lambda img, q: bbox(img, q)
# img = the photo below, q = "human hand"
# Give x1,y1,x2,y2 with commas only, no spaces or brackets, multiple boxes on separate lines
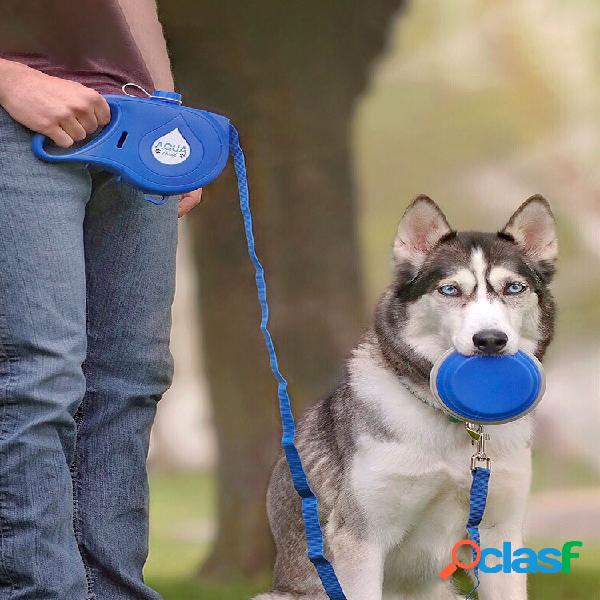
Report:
178,188,203,217
0,59,111,148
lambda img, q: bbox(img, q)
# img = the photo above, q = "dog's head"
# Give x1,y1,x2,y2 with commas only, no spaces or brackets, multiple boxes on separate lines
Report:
375,195,557,369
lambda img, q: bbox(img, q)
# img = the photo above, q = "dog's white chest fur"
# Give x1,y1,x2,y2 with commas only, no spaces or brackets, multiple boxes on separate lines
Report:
348,342,534,585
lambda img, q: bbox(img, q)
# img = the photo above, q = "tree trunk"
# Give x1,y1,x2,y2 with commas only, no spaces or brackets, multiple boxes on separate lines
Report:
159,0,405,580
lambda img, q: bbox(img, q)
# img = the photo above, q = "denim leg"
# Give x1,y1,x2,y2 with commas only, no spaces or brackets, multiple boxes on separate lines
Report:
0,111,91,598
73,177,178,599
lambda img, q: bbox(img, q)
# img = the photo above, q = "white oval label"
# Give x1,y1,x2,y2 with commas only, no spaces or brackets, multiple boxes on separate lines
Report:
151,128,190,165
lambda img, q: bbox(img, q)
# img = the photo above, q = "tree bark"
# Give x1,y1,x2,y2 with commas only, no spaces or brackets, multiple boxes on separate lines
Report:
159,0,405,580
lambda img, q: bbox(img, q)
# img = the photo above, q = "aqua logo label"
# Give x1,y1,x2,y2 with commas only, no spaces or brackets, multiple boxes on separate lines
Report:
151,128,190,165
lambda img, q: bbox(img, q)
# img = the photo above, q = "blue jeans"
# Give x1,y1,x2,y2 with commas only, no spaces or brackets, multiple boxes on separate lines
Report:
0,109,178,599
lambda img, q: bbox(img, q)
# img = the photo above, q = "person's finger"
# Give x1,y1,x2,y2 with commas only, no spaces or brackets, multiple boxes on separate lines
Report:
178,195,197,217
75,109,98,134
59,117,87,142
45,125,75,148
178,189,203,217
93,95,111,126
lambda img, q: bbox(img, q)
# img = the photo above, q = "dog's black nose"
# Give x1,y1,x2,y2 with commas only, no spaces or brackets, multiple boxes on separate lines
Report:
472,329,508,354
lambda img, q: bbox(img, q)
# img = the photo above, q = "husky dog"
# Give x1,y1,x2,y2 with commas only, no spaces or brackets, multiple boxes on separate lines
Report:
255,196,557,600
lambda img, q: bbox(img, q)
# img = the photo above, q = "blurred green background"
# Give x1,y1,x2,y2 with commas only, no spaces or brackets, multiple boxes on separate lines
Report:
147,0,600,597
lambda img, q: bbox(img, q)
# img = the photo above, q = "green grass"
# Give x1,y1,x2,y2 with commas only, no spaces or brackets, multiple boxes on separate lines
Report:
145,471,265,598
146,472,600,599
147,579,264,600
146,472,214,581
529,542,600,600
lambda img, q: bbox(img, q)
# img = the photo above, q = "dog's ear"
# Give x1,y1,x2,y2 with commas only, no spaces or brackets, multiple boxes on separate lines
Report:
393,195,453,271
501,195,558,276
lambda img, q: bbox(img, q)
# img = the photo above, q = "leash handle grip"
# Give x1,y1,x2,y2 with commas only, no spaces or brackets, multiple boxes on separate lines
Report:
31,132,56,161
32,98,121,162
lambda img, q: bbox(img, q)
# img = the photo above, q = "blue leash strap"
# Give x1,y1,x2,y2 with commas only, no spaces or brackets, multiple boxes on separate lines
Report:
466,466,491,598
229,126,347,600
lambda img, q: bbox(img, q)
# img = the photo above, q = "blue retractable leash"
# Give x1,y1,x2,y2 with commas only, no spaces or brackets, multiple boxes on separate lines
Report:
33,87,546,600
431,349,545,597
32,86,347,599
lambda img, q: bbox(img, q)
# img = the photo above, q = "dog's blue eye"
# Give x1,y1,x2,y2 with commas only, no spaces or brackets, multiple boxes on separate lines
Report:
438,284,460,297
505,282,526,295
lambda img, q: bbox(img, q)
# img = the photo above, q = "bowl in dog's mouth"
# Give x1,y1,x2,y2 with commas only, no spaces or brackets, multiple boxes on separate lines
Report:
430,349,545,424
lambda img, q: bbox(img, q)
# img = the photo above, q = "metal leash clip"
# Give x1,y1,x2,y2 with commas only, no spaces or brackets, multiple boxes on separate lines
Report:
465,422,491,471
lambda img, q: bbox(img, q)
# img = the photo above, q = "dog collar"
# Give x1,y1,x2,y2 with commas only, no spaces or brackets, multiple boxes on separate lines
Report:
394,371,463,424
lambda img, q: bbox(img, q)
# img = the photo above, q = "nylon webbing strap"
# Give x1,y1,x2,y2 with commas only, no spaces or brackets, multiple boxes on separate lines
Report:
229,126,346,600
466,466,491,598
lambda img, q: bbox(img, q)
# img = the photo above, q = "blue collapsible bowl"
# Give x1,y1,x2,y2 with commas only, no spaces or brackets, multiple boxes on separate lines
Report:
430,350,545,424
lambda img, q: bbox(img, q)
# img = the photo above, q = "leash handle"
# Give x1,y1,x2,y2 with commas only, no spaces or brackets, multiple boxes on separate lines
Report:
230,126,346,600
